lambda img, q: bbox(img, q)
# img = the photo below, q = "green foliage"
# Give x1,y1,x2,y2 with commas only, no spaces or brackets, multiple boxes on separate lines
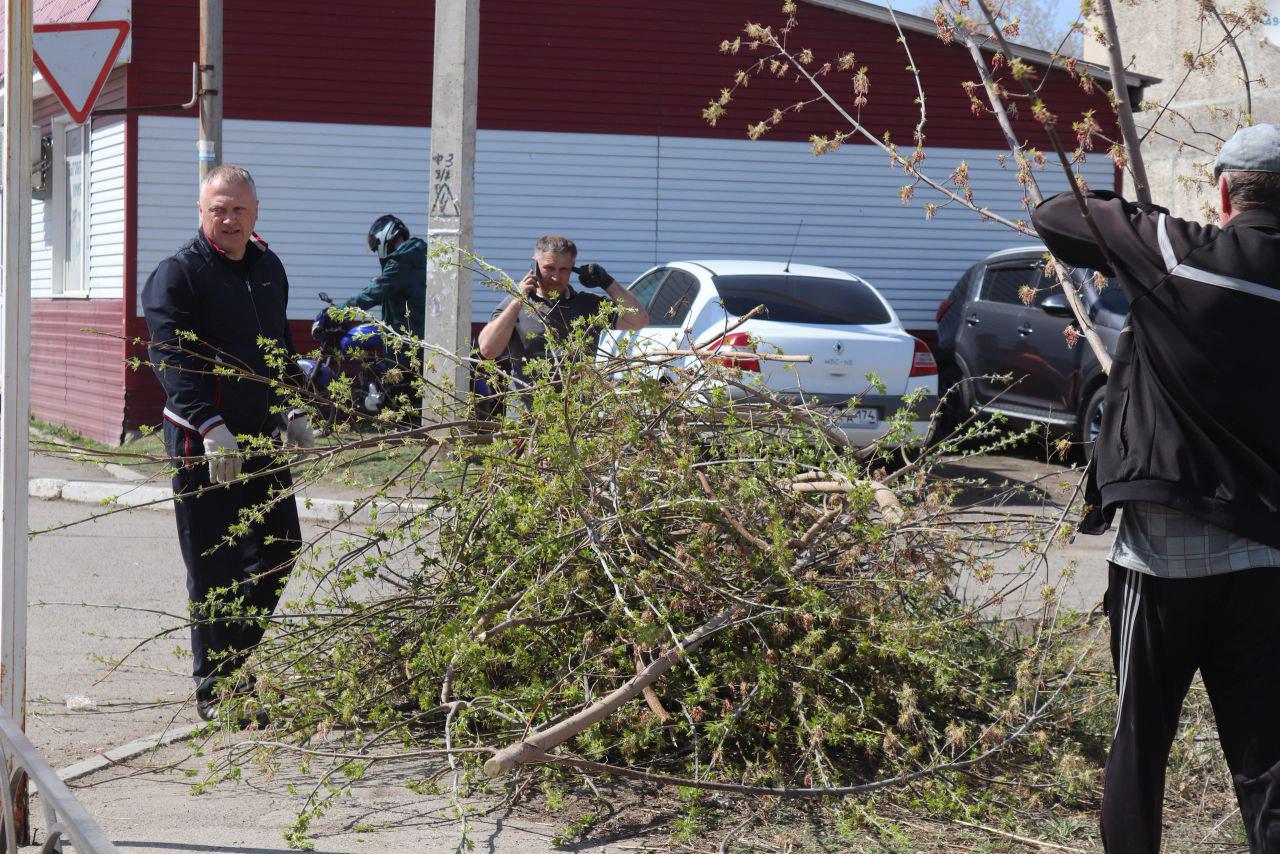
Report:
211,303,1110,846
132,262,1110,845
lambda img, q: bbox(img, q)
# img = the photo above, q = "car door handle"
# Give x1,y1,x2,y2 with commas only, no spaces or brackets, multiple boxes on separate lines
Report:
1017,324,1033,336
966,314,980,326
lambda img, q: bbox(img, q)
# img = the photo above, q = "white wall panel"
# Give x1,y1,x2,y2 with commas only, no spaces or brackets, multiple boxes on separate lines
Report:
87,118,126,298
137,117,431,320
649,135,1113,328
473,131,661,321
474,132,1113,328
31,195,52,298
138,117,1114,329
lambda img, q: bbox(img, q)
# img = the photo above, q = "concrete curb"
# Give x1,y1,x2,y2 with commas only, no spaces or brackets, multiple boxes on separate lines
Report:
57,722,204,784
28,478,424,525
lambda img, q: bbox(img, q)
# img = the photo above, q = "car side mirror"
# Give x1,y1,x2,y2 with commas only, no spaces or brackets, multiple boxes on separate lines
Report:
1039,292,1074,318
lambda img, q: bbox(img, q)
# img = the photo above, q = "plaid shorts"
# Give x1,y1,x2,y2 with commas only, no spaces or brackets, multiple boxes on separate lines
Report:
1108,501,1280,578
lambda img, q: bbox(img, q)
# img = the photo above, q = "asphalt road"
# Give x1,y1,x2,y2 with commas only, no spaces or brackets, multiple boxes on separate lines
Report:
26,496,192,768
940,449,1114,613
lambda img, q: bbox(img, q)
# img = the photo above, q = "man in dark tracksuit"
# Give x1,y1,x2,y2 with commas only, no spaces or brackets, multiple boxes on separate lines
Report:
142,164,314,723
1032,124,1280,852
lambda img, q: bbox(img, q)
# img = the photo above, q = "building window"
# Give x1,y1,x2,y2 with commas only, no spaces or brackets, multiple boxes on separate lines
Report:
53,120,87,296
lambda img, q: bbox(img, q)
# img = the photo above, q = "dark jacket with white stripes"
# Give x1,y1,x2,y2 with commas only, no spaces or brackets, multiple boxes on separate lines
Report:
142,231,300,441
1032,190,1280,549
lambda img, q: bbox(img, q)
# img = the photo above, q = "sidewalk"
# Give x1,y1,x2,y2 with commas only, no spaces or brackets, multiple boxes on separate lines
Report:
23,448,417,768
22,481,638,852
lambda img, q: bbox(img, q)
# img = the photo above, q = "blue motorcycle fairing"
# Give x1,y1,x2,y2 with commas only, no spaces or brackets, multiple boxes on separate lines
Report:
296,357,337,391
340,323,385,353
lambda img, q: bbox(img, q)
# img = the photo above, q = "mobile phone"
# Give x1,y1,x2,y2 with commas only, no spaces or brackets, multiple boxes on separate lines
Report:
528,260,541,282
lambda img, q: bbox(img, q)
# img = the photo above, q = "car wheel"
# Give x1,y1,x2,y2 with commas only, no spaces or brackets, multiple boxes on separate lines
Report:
1078,385,1106,463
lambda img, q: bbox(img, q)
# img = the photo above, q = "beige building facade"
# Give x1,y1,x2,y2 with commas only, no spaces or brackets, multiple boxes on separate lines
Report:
1086,2,1280,220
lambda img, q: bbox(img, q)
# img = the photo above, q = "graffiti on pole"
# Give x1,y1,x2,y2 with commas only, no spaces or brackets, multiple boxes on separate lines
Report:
430,152,460,218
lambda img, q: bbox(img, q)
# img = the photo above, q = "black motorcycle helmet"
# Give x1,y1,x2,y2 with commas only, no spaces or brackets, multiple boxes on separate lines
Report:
367,214,410,261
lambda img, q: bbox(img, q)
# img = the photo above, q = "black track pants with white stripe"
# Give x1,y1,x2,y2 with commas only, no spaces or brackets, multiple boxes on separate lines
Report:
165,422,302,700
1103,562,1280,852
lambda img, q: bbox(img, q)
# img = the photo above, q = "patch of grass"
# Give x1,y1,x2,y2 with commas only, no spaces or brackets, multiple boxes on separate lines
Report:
319,441,432,492
31,416,168,475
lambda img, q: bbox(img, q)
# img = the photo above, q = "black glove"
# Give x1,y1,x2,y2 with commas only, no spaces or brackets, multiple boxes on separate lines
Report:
575,263,614,290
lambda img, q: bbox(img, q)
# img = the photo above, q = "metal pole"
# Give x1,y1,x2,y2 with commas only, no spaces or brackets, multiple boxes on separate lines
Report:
1,0,33,841
198,0,222,182
423,0,478,425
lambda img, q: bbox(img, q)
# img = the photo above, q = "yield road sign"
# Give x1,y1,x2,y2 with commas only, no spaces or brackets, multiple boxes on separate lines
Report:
33,21,129,125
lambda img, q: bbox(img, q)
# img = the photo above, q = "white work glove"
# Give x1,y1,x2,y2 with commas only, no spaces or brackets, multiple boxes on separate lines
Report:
284,412,316,449
202,423,242,484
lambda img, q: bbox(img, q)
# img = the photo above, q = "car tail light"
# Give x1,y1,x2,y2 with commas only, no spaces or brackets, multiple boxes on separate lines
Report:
935,297,955,323
909,337,937,377
704,332,761,372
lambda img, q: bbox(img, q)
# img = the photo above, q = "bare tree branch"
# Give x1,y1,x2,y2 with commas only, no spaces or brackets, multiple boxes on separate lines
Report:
1093,0,1152,203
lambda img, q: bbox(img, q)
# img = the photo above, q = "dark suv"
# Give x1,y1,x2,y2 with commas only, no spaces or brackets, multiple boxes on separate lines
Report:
934,246,1129,455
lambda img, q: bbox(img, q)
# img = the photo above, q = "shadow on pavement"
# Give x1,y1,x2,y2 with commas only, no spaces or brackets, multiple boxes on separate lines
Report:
933,442,1085,509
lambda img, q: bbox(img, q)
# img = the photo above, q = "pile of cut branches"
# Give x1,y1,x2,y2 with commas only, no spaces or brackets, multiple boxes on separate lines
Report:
198,312,1112,846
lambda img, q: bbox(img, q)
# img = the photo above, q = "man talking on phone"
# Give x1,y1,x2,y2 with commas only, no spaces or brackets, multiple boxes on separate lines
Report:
477,236,649,386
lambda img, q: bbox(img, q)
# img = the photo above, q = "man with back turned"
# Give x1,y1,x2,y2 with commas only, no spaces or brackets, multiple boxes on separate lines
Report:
1033,124,1280,852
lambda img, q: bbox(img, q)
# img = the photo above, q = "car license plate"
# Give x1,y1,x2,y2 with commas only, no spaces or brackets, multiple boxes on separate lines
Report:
837,407,880,429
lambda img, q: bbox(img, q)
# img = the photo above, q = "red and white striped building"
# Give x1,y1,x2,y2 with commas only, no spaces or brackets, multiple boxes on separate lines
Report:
15,0,1146,443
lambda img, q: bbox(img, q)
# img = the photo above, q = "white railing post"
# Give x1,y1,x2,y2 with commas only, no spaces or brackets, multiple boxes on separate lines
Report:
0,710,119,852
1,0,34,841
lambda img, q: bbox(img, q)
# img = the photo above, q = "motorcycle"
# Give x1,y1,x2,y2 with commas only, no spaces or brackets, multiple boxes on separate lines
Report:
298,292,393,428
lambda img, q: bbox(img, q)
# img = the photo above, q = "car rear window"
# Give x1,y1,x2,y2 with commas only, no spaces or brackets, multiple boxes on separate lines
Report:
711,275,891,325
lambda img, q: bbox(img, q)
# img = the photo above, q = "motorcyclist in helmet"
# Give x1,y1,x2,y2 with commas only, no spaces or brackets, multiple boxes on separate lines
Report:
341,214,428,341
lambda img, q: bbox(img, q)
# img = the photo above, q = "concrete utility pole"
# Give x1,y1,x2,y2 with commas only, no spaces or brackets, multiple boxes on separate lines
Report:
2,0,34,839
423,0,479,424
198,0,222,182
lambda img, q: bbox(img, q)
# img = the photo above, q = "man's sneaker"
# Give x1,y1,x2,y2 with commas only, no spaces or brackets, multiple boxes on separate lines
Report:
195,695,221,723
196,692,269,728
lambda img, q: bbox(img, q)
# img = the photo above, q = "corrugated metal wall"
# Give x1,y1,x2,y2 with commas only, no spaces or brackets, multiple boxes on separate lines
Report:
116,0,1125,436
138,117,1112,330
135,116,432,318
130,0,1121,150
31,300,126,443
